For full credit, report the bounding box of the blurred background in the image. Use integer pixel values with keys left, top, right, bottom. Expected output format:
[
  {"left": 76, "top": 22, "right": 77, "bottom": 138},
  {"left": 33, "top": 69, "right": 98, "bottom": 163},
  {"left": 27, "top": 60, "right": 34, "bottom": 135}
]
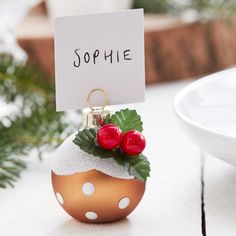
[
  {"left": 0, "top": 0, "right": 236, "bottom": 188},
  {"left": 16, "top": 0, "right": 236, "bottom": 83}
]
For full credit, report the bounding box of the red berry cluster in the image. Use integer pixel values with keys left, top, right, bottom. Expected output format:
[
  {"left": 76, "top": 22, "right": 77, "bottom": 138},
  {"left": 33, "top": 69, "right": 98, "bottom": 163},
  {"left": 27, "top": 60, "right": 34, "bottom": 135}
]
[{"left": 97, "top": 124, "right": 146, "bottom": 156}]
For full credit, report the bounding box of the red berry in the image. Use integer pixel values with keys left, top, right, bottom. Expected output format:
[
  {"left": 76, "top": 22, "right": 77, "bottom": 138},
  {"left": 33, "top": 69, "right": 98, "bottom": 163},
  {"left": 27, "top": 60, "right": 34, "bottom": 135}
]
[
  {"left": 121, "top": 130, "right": 146, "bottom": 155},
  {"left": 97, "top": 124, "right": 122, "bottom": 150}
]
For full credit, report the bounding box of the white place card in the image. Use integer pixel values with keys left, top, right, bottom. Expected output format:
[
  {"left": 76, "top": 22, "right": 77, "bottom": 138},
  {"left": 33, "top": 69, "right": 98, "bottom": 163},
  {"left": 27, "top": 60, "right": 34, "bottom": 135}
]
[{"left": 54, "top": 9, "right": 145, "bottom": 111}]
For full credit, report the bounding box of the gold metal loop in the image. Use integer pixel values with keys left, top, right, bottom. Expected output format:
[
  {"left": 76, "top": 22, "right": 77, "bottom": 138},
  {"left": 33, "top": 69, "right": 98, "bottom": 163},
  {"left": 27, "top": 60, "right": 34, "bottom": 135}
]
[{"left": 87, "top": 88, "right": 109, "bottom": 110}]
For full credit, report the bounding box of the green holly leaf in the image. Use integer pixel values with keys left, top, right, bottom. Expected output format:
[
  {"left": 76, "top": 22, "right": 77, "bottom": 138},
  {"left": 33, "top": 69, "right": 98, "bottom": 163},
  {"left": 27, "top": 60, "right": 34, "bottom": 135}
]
[
  {"left": 73, "top": 128, "right": 115, "bottom": 158},
  {"left": 103, "top": 114, "right": 111, "bottom": 125},
  {"left": 109, "top": 108, "right": 143, "bottom": 132},
  {"left": 125, "top": 154, "right": 151, "bottom": 182},
  {"left": 73, "top": 128, "right": 150, "bottom": 181}
]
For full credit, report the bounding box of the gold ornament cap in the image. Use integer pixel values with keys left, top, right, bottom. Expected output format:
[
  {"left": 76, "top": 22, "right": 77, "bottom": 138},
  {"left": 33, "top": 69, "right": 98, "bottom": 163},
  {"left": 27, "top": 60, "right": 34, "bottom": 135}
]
[{"left": 83, "top": 88, "right": 111, "bottom": 128}]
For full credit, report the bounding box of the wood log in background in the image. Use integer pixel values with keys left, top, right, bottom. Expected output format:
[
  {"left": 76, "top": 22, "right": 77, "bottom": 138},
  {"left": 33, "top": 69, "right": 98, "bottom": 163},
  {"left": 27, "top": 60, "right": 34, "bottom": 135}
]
[
  {"left": 19, "top": 37, "right": 54, "bottom": 78},
  {"left": 17, "top": 8, "right": 236, "bottom": 83},
  {"left": 145, "top": 19, "right": 236, "bottom": 83}
]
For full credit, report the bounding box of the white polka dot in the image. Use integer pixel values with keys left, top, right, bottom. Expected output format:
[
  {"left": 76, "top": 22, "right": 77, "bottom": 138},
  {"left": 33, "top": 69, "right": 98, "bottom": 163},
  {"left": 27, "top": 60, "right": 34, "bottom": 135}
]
[
  {"left": 118, "top": 197, "right": 130, "bottom": 209},
  {"left": 82, "top": 182, "right": 95, "bottom": 195},
  {"left": 56, "top": 192, "right": 64, "bottom": 205},
  {"left": 85, "top": 211, "right": 98, "bottom": 220}
]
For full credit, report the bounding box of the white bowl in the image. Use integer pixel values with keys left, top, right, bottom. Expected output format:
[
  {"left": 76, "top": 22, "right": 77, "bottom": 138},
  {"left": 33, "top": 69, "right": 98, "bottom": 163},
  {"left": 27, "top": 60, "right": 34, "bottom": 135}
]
[{"left": 174, "top": 68, "right": 236, "bottom": 166}]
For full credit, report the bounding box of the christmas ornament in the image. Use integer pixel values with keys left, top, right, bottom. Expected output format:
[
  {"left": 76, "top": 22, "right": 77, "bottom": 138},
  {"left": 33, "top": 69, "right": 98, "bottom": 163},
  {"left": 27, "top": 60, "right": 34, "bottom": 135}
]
[{"left": 51, "top": 89, "right": 151, "bottom": 223}]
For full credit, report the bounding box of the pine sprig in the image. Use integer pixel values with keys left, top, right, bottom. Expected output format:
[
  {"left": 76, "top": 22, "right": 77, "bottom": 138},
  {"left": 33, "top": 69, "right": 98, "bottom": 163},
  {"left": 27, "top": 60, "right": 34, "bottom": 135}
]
[
  {"left": 133, "top": 0, "right": 236, "bottom": 19},
  {"left": 0, "top": 158, "right": 26, "bottom": 188},
  {"left": 0, "top": 56, "right": 77, "bottom": 188}
]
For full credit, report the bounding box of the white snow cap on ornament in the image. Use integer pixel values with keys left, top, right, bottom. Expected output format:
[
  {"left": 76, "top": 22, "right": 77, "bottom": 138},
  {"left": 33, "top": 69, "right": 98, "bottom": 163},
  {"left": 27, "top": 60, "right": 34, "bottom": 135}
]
[{"left": 51, "top": 133, "right": 133, "bottom": 179}]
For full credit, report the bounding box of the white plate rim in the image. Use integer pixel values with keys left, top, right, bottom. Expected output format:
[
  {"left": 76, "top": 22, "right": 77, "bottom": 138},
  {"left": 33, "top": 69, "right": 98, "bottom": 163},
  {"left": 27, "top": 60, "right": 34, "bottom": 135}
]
[{"left": 174, "top": 67, "right": 236, "bottom": 140}]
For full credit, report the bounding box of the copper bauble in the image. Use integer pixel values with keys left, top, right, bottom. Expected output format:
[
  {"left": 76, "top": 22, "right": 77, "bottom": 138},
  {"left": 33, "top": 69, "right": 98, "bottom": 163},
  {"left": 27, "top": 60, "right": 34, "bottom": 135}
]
[{"left": 51, "top": 169, "right": 145, "bottom": 223}]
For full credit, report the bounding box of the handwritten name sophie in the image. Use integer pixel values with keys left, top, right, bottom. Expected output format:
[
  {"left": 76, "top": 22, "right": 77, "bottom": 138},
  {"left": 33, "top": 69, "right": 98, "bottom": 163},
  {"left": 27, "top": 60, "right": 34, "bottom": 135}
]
[{"left": 73, "top": 49, "right": 132, "bottom": 68}]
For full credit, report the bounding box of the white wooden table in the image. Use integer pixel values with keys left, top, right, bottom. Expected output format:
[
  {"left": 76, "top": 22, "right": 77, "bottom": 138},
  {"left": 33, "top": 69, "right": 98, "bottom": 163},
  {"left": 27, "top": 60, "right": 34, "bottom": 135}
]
[{"left": 0, "top": 81, "right": 235, "bottom": 236}]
